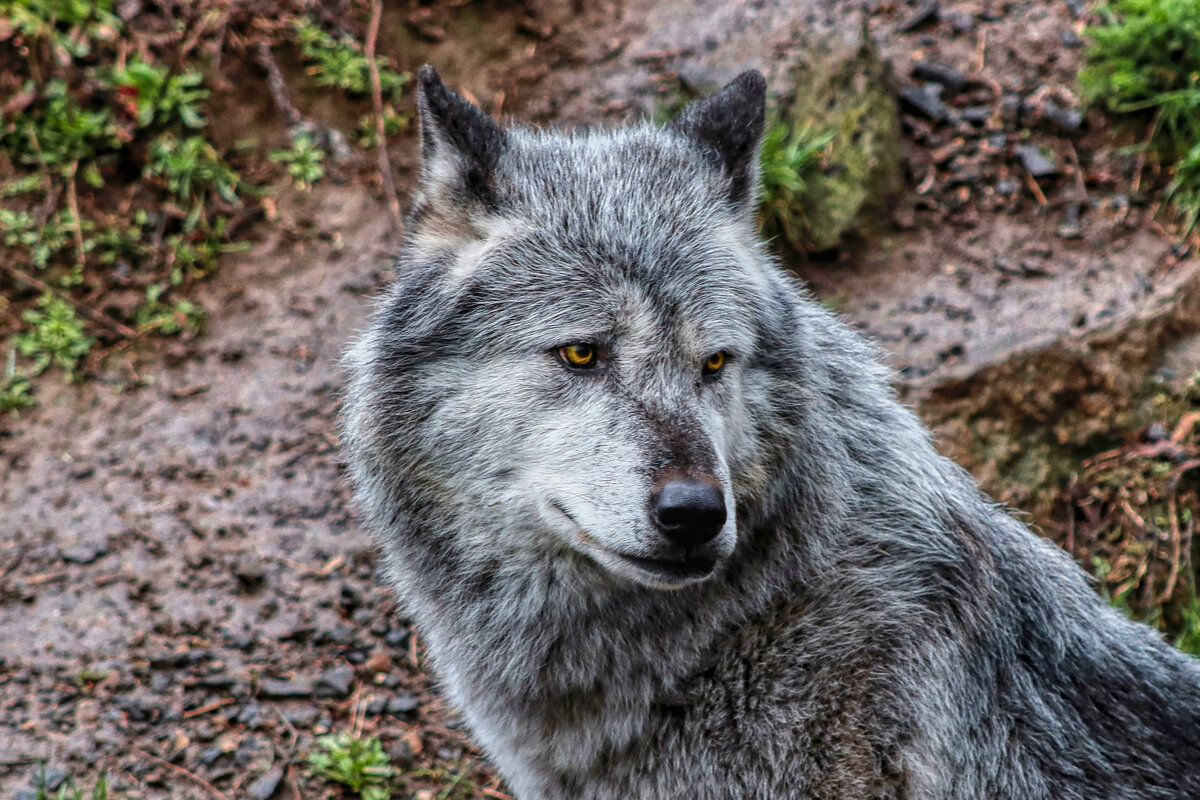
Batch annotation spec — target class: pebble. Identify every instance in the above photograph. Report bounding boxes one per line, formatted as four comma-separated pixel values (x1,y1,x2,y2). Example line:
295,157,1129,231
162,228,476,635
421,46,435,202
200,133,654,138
1013,145,1057,178
61,544,107,564
912,61,967,95
284,705,320,727
385,628,411,650
387,693,420,715
1146,423,1170,442
258,677,315,699
899,0,940,32
1041,100,1083,136
942,10,974,33
899,85,948,122
245,766,285,800
316,664,355,698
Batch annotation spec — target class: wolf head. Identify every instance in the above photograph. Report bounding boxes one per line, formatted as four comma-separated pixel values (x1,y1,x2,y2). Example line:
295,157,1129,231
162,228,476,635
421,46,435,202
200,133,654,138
345,66,814,591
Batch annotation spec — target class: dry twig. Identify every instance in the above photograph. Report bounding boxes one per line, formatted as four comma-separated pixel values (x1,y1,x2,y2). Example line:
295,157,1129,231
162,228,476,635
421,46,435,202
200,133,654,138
132,747,229,800
1,262,138,339
366,0,403,231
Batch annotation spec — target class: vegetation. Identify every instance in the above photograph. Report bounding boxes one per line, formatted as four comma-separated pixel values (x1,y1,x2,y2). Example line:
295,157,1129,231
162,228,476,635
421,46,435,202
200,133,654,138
757,119,834,252
34,769,110,800
308,732,395,800
0,1,410,413
1080,0,1200,233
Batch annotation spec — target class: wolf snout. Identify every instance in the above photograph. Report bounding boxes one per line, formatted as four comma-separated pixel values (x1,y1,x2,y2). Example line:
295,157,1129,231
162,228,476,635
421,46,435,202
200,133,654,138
652,479,727,547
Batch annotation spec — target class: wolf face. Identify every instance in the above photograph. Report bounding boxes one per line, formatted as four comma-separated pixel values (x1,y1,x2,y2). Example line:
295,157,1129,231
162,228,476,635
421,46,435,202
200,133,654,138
346,68,780,590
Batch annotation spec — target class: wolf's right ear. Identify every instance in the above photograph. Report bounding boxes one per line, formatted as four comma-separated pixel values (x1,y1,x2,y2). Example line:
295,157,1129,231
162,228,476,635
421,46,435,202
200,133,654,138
416,65,507,208
669,71,766,208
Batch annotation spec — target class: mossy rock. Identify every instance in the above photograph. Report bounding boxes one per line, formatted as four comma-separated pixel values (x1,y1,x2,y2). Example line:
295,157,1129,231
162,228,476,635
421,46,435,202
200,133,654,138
769,41,903,253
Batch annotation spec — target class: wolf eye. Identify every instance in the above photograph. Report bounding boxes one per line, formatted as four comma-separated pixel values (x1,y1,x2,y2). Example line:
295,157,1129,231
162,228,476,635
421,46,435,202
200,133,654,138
559,343,598,369
702,351,726,376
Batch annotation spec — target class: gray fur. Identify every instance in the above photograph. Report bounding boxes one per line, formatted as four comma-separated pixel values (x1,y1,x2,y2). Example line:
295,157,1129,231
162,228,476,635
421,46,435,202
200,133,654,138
342,67,1200,799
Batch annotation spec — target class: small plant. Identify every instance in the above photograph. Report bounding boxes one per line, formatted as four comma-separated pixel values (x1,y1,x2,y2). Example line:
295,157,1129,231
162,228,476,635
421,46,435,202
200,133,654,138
4,80,119,171
356,105,409,148
134,284,204,335
1,346,35,414
145,134,241,206
270,132,326,190
293,17,409,100
110,57,209,128
1080,0,1200,233
757,118,834,251
308,732,394,800
16,293,93,378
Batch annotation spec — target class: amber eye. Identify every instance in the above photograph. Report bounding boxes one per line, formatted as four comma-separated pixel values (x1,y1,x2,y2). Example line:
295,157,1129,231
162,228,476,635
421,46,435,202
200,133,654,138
559,343,597,368
703,351,726,375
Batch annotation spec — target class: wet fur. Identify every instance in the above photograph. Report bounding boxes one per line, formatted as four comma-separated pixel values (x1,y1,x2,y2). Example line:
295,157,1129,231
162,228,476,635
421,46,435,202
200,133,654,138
342,68,1200,799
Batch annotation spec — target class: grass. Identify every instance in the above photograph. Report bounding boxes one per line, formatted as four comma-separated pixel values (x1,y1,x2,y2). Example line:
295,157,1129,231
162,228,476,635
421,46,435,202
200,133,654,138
308,732,395,800
1080,0,1200,234
757,118,834,252
33,768,111,800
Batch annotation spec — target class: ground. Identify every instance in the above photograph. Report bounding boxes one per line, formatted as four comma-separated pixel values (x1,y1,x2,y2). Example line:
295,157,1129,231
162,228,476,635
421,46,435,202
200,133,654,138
1,1,1198,799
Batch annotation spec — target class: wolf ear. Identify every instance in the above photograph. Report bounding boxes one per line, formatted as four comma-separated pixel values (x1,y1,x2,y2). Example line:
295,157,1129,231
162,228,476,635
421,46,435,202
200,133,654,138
416,65,507,208
669,70,766,207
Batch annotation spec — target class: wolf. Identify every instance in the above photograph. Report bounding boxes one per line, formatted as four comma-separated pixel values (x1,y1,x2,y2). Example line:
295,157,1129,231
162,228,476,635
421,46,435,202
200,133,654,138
341,65,1200,799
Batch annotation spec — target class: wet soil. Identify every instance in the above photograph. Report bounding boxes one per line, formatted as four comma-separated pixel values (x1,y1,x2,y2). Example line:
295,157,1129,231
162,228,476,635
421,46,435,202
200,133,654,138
2,1,1198,798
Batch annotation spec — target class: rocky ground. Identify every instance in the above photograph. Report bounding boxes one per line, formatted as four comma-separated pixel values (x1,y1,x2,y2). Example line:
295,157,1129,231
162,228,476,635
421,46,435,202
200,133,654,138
2,1,1198,798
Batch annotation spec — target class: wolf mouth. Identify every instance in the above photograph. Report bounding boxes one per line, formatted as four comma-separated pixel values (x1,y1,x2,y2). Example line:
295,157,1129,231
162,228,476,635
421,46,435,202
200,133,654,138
614,552,718,582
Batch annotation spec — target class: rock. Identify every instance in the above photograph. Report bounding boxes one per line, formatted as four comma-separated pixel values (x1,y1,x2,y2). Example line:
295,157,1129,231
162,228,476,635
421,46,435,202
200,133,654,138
1013,145,1057,178
961,106,992,126
316,665,355,698
912,61,967,95
149,651,190,669
365,697,389,716
35,767,68,793
899,0,940,32
61,544,107,564
245,766,285,800
384,628,411,650
1061,29,1083,48
942,10,975,33
388,739,416,767
899,85,948,122
387,693,420,715
1146,423,1170,442
1040,100,1084,136
258,677,314,699
284,705,320,727
232,561,267,594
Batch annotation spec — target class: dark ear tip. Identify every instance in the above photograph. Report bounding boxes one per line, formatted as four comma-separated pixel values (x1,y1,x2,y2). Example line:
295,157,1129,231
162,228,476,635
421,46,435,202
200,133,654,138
731,70,767,99
417,65,443,99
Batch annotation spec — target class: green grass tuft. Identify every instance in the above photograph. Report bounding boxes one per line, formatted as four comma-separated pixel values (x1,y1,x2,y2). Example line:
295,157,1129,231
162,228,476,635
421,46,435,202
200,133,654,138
757,119,835,251
1080,0,1200,232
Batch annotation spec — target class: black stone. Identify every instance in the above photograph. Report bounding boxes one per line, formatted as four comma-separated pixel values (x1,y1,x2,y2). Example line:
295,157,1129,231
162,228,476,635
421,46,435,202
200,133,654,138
899,85,948,122
912,61,967,95
899,0,940,32
316,665,355,698
246,766,285,800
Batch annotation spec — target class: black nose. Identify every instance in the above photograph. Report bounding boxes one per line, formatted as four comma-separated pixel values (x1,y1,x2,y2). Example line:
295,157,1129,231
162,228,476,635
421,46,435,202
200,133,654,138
652,480,726,547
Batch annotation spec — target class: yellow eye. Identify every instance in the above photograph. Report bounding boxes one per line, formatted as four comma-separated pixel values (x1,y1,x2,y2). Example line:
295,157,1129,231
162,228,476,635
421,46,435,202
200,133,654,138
560,343,597,368
703,351,726,374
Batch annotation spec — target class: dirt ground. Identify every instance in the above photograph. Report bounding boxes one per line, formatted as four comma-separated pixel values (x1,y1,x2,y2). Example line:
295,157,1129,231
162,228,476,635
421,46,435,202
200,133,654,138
2,1,1198,798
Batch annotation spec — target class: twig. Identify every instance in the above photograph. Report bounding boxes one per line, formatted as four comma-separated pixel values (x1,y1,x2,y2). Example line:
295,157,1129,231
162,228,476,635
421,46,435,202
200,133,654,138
132,748,228,800
1161,493,1182,604
1,262,138,339
366,0,402,232
1066,141,1088,199
182,696,236,718
254,41,303,128
1132,108,1161,195
1023,171,1047,205
65,160,86,269
972,28,987,73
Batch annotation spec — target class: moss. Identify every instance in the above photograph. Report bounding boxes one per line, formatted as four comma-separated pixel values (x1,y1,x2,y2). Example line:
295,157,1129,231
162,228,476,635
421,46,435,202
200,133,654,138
770,40,903,252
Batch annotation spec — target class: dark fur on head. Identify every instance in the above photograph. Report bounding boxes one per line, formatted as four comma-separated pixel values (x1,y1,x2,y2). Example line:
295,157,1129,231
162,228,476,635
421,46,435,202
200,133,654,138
343,67,1200,799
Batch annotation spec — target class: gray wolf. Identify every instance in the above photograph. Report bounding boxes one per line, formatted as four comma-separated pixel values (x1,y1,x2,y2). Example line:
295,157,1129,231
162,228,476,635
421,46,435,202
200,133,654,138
341,66,1200,799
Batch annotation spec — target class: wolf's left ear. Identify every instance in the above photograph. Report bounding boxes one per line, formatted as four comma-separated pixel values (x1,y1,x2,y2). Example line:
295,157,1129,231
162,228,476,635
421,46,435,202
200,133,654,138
416,65,507,208
669,70,766,207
